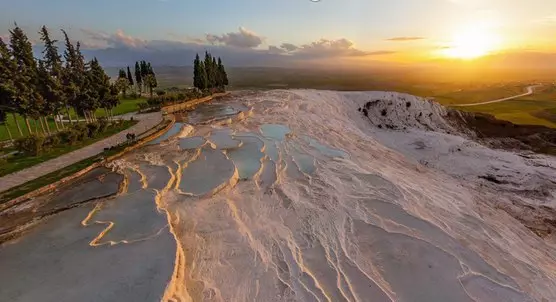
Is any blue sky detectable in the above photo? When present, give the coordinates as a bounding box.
[1,0,556,67]
[1,0,449,45]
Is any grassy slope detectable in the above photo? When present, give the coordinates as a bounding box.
[94,97,146,117]
[453,85,556,128]
[0,97,146,141]
[433,85,526,105]
[0,120,136,177]
[0,115,59,141]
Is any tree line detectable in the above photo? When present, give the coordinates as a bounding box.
[193,52,229,91]
[116,61,158,98]
[0,24,120,139]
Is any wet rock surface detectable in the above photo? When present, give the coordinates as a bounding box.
[1,91,556,302]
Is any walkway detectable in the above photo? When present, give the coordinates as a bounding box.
[451,85,542,107]
[0,112,163,193]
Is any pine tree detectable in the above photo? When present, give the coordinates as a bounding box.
[61,29,79,124]
[36,59,57,133]
[0,36,20,136]
[134,61,142,93]
[0,39,12,138]
[73,41,91,120]
[0,105,8,140]
[126,66,134,88]
[89,58,115,118]
[193,53,201,89]
[39,25,64,130]
[107,83,120,118]
[10,24,41,135]
[116,69,129,98]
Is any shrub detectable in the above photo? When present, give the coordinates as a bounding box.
[73,124,89,141]
[86,122,101,138]
[177,93,186,100]
[381,109,388,116]
[127,92,140,99]
[43,134,61,149]
[147,97,163,107]
[98,117,109,132]
[137,102,150,112]
[15,134,46,156]
[156,89,166,96]
[59,129,79,145]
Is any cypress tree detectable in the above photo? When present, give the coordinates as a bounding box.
[210,56,217,90]
[204,51,211,89]
[216,57,224,88]
[199,61,208,90]
[10,24,41,135]
[140,60,148,92]
[147,62,157,89]
[140,60,147,78]
[0,37,21,136]
[134,61,142,93]
[193,53,201,89]
[217,58,229,87]
[126,66,134,88]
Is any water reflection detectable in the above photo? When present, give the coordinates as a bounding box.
[149,123,184,145]
[186,103,249,125]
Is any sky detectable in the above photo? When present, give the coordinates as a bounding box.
[1,0,556,67]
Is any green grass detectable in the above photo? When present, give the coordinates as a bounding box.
[94,97,147,117]
[453,85,556,127]
[0,97,146,142]
[0,115,60,141]
[457,99,556,128]
[433,84,526,105]
[0,146,127,205]
[0,120,136,177]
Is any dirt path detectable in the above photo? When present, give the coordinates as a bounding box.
[451,84,542,107]
[0,112,162,194]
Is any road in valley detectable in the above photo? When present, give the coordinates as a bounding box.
[450,84,542,107]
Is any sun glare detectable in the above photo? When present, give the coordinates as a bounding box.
[441,24,501,59]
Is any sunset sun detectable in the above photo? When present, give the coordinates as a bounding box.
[442,24,502,59]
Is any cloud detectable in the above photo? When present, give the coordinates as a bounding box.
[280,43,299,52]
[367,50,397,55]
[386,36,425,41]
[271,38,377,58]
[81,28,147,48]
[268,45,286,55]
[76,28,395,67]
[206,27,263,48]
